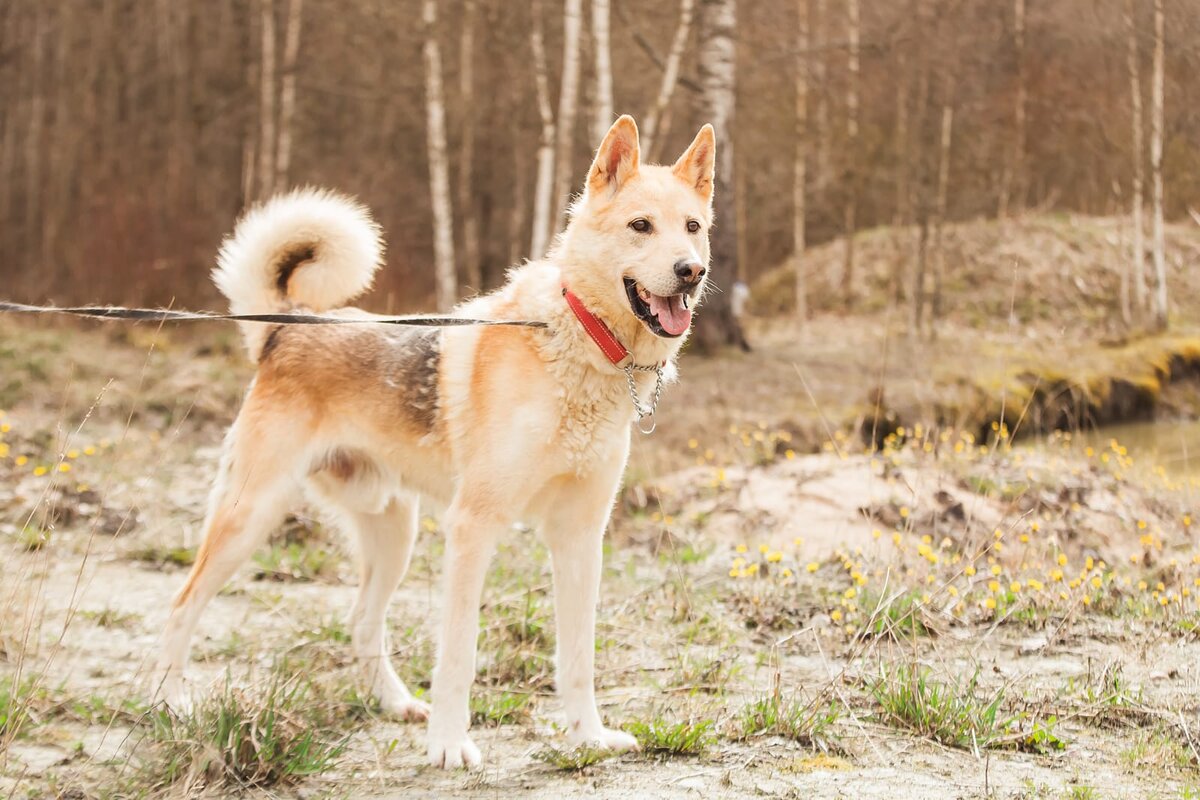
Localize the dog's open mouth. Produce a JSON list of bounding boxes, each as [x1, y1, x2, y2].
[[623, 278, 693, 338]]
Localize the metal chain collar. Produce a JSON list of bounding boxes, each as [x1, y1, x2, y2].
[[624, 363, 665, 435]]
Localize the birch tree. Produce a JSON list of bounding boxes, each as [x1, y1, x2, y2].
[[422, 0, 457, 310], [641, 0, 696, 161], [590, 0, 614, 144], [1150, 0, 1167, 330], [1124, 0, 1146, 321], [274, 0, 303, 192], [457, 0, 481, 290], [529, 0, 557, 258], [257, 0, 277, 200], [551, 0, 584, 234], [693, 0, 748, 350], [998, 0, 1025, 218], [840, 0, 860, 306], [793, 0, 809, 323]]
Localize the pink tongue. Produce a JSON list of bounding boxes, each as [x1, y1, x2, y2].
[[647, 293, 692, 335]]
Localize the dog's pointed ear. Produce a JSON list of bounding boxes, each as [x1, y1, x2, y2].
[[587, 115, 640, 196], [671, 124, 716, 204]]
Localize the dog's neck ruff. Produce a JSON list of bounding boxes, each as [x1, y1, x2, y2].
[[561, 283, 666, 434]]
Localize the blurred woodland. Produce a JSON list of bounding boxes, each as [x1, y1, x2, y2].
[[1, 0, 1199, 341]]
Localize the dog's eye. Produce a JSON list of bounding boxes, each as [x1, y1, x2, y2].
[[629, 218, 653, 233], [686, 219, 701, 233]]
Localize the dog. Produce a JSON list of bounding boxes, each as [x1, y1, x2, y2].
[[154, 115, 715, 769]]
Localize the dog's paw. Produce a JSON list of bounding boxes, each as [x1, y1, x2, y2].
[[381, 694, 431, 723], [427, 733, 482, 770], [569, 726, 640, 753]]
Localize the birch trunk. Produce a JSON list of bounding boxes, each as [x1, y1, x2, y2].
[[422, 0, 457, 311], [457, 0, 481, 290], [642, 0, 695, 161], [998, 0, 1025, 218], [529, 0, 557, 259], [840, 0, 860, 306], [693, 0, 748, 350], [274, 0, 303, 191], [1126, 0, 1147, 315], [551, 0, 584, 235], [813, 0, 830, 189], [930, 104, 954, 334], [590, 0, 614, 143], [257, 0, 277, 200], [1150, 0, 1167, 330], [793, 0, 809, 322]]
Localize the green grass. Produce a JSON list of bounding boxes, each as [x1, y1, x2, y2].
[[471, 690, 533, 726], [869, 662, 1010, 750], [252, 541, 341, 582], [1, 676, 38, 744], [735, 691, 841, 749], [857, 590, 928, 639], [625, 717, 715, 757], [132, 666, 364, 792], [532, 743, 618, 771]]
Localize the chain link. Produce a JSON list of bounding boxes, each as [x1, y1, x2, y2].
[[624, 363, 664, 434]]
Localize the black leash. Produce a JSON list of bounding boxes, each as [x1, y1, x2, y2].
[[0, 301, 547, 329]]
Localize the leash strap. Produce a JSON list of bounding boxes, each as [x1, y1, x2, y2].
[[0, 301, 546, 329]]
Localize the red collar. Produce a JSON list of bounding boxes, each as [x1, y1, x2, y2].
[[562, 285, 632, 368]]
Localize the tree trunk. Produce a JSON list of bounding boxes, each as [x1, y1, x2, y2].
[[642, 0, 696, 161], [840, 0, 860, 306], [257, 0, 277, 200], [551, 0, 583, 235], [930, 103, 954, 335], [274, 0, 303, 192], [457, 0, 481, 291], [1150, 0, 1167, 330], [813, 0, 830, 190], [793, 0, 809, 323], [998, 0, 1025, 218], [422, 0, 457, 311], [590, 0, 614, 144], [529, 0, 557, 259], [694, 0, 748, 351], [1126, 0, 1147, 316]]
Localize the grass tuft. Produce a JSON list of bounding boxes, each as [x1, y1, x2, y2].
[[625, 717, 716, 757], [132, 668, 360, 792], [869, 662, 1009, 750], [532, 743, 618, 771]]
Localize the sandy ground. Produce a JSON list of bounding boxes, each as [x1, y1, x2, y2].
[[4, 320, 1200, 799]]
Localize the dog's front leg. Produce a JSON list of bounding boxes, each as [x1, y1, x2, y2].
[[544, 466, 639, 753], [427, 499, 503, 769]]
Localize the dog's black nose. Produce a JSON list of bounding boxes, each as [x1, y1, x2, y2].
[[674, 260, 706, 284]]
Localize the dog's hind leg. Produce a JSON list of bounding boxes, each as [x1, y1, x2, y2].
[[154, 417, 301, 711], [343, 493, 429, 721]]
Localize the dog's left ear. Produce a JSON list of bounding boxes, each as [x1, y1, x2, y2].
[[671, 124, 716, 204], [588, 115, 640, 196]]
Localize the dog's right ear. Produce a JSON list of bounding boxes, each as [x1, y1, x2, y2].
[[587, 115, 640, 197]]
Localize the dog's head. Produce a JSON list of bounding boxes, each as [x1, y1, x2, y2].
[[558, 116, 715, 350]]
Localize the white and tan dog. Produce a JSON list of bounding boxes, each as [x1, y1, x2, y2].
[[155, 115, 714, 768]]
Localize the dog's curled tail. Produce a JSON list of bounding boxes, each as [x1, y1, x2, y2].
[[213, 187, 383, 359]]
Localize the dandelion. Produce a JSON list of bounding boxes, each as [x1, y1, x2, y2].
[[766, 551, 783, 563], [57, 463, 71, 473], [1137, 520, 1148, 530], [781, 568, 793, 578], [965, 565, 977, 577], [736, 544, 748, 554], [1057, 553, 1068, 567], [66, 449, 79, 459], [988, 580, 1001, 593], [990, 564, 1002, 576], [843, 587, 857, 600], [15, 455, 28, 466], [806, 562, 819, 573], [758, 543, 769, 554], [984, 597, 997, 610], [1009, 581, 1021, 593], [830, 610, 843, 622], [33, 466, 48, 477], [899, 506, 910, 519]]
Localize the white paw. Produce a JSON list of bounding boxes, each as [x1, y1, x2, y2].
[[427, 733, 482, 770], [569, 726, 640, 753], [380, 693, 431, 722]]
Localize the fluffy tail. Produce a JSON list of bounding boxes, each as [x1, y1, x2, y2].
[[213, 188, 384, 360]]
